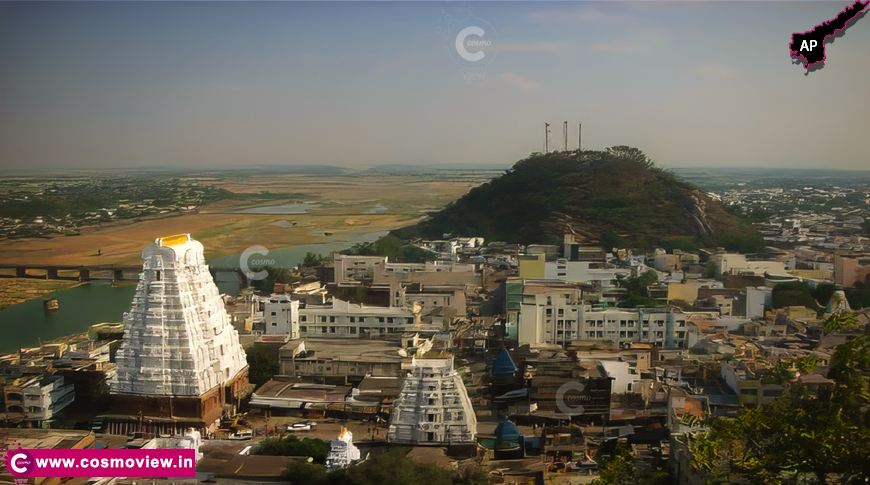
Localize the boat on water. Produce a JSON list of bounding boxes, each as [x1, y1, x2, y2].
[[43, 298, 59, 311]]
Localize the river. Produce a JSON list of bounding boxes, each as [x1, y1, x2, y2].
[[0, 231, 387, 353]]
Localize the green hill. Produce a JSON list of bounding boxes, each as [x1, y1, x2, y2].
[[392, 147, 764, 252]]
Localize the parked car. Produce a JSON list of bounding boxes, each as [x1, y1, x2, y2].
[[287, 423, 311, 432], [228, 429, 253, 440]]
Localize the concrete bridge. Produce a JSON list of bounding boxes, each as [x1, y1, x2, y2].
[[0, 263, 249, 285]]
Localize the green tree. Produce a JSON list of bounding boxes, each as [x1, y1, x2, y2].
[[823, 310, 860, 335], [771, 281, 819, 310], [704, 261, 718, 279], [599, 229, 622, 251], [592, 442, 670, 485], [616, 269, 663, 307], [826, 334, 870, 418], [301, 252, 326, 268], [279, 448, 491, 485], [759, 356, 816, 385], [337, 449, 454, 485], [616, 270, 659, 297], [256, 434, 330, 464], [245, 344, 280, 387], [662, 237, 699, 253], [248, 266, 300, 293], [690, 336, 870, 485], [844, 288, 870, 310], [715, 231, 766, 254], [282, 462, 329, 485], [341, 235, 437, 263], [811, 283, 839, 308]]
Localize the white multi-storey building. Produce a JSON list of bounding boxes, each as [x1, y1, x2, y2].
[[515, 280, 688, 348], [387, 356, 476, 445], [298, 298, 421, 339], [544, 260, 632, 288], [517, 282, 584, 346], [264, 294, 300, 339], [111, 234, 248, 397]]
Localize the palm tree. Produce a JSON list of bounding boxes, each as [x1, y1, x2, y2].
[[823, 310, 859, 335]]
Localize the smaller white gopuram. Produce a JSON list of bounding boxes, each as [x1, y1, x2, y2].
[[387, 356, 477, 445], [325, 426, 361, 469]]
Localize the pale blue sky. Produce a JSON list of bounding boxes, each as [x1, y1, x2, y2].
[[1, 1, 868, 170]]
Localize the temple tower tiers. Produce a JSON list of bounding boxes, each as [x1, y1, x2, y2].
[[387, 356, 477, 445], [326, 427, 361, 469], [111, 234, 248, 397]]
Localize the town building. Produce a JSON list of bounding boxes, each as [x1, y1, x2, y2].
[[278, 339, 404, 381], [745, 286, 773, 319], [263, 293, 300, 339], [513, 279, 691, 348], [834, 253, 870, 287], [544, 260, 631, 288], [299, 298, 423, 339], [3, 374, 75, 427]]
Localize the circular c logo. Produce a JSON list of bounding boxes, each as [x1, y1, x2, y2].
[[443, 15, 498, 72], [456, 26, 486, 62], [8, 450, 35, 476], [555, 381, 587, 417], [240, 245, 270, 281]]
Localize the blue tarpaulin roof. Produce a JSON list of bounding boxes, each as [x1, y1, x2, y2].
[[494, 415, 521, 443], [492, 348, 518, 375]]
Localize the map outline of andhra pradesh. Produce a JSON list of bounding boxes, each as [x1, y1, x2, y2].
[[789, 0, 869, 69]]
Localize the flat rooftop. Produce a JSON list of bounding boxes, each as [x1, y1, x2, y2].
[[280, 339, 405, 363], [0, 428, 94, 450]]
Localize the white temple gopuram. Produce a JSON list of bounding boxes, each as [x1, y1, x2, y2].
[[107, 234, 249, 433], [326, 426, 361, 469], [387, 356, 477, 445]]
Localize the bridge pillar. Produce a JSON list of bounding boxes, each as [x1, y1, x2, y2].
[[237, 269, 248, 288], [15, 267, 27, 278], [113, 269, 124, 281], [47, 268, 58, 280], [79, 269, 91, 282]]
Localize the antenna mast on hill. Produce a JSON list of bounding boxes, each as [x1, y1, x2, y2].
[[563, 121, 568, 151], [578, 123, 582, 151], [544, 123, 550, 153]]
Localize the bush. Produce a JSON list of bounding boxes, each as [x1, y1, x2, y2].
[[811, 283, 838, 307], [256, 435, 330, 464], [280, 448, 490, 485], [771, 281, 819, 310], [246, 344, 279, 387], [661, 237, 699, 253], [844, 288, 870, 309]]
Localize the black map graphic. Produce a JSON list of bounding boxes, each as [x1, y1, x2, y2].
[[789, 0, 869, 69]]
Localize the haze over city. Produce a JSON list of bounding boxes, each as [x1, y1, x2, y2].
[[1, 1, 868, 171]]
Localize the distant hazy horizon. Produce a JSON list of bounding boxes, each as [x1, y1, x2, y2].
[[1, 1, 868, 171]]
